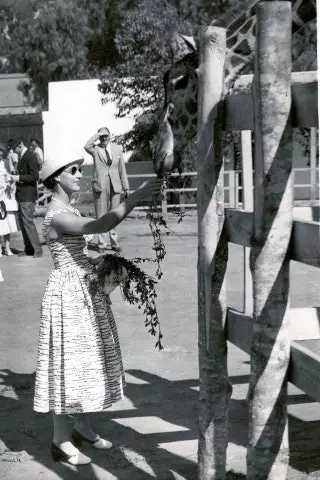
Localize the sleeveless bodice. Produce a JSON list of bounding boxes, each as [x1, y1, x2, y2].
[[42, 207, 92, 273]]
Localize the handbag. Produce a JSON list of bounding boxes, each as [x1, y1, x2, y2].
[[4, 197, 18, 212], [0, 200, 7, 220]]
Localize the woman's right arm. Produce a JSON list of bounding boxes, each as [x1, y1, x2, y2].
[[52, 178, 163, 236]]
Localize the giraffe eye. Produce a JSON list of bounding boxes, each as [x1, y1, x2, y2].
[[172, 74, 189, 90]]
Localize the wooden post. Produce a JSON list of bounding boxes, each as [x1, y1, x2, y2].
[[240, 130, 254, 315], [161, 179, 168, 221], [310, 127, 317, 201], [228, 141, 236, 207], [247, 3, 293, 479], [197, 26, 229, 479]]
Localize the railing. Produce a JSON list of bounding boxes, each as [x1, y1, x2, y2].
[[36, 167, 319, 212]]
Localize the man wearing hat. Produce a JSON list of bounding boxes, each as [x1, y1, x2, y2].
[[9, 137, 43, 258], [84, 127, 129, 253]]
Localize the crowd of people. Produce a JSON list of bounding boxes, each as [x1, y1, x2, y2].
[[0, 137, 44, 258], [0, 129, 131, 258]]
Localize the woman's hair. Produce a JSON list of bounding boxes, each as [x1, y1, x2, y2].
[[7, 139, 15, 149], [43, 167, 65, 190]]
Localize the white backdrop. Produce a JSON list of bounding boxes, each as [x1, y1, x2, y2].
[[42, 79, 136, 165]]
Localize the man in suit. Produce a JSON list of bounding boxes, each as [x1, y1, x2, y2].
[[10, 138, 43, 258], [29, 138, 44, 167], [84, 127, 129, 253]]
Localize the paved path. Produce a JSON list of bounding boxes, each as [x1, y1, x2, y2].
[[1, 215, 320, 479]]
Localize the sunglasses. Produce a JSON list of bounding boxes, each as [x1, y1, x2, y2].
[[99, 135, 109, 140], [64, 166, 83, 175]]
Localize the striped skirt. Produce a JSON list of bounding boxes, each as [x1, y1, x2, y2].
[[33, 268, 125, 414]]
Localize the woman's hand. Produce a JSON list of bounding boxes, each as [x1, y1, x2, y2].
[[89, 255, 106, 266], [134, 178, 163, 201]]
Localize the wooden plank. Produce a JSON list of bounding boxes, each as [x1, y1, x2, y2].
[[225, 211, 320, 268], [310, 128, 318, 200], [228, 170, 236, 208], [240, 130, 254, 315], [225, 209, 252, 246], [233, 70, 317, 91], [227, 309, 320, 402], [289, 340, 320, 402], [289, 308, 320, 341], [291, 220, 320, 268], [224, 71, 318, 131], [227, 308, 320, 349], [226, 309, 252, 354]]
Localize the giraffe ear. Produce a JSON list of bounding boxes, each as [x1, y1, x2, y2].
[[170, 32, 197, 63], [180, 35, 197, 52]]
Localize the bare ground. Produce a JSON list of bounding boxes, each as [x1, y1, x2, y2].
[[1, 214, 320, 479]]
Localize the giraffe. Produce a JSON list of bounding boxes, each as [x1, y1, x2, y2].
[[153, 0, 317, 175]]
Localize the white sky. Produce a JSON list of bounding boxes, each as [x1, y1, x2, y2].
[[43, 78, 137, 164]]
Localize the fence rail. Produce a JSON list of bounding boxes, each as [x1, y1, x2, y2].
[[36, 167, 320, 213]]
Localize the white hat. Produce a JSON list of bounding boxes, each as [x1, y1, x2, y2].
[[41, 155, 84, 182]]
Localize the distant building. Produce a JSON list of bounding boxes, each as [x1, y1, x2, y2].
[[0, 73, 43, 149], [0, 73, 40, 115]]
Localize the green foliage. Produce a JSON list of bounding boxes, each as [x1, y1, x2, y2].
[[95, 253, 164, 350], [10, 0, 93, 108], [99, 0, 228, 159]]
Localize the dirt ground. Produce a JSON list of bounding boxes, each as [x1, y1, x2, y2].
[[1, 214, 320, 479]]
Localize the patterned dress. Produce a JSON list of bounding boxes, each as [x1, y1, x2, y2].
[[33, 207, 125, 414]]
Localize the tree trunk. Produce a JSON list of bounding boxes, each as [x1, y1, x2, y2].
[[247, 3, 293, 479], [197, 26, 230, 480]]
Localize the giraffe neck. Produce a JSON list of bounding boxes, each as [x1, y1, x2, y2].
[[221, 0, 317, 88]]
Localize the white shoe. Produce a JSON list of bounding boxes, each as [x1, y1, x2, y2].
[[51, 442, 91, 465], [72, 429, 113, 450], [5, 248, 13, 256]]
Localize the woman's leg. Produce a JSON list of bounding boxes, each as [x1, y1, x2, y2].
[[52, 414, 91, 464], [53, 413, 75, 446], [4, 234, 12, 255], [73, 413, 112, 449], [73, 413, 97, 441]]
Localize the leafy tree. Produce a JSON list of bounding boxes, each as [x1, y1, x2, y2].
[[99, 0, 229, 156], [0, 0, 43, 71], [10, 0, 94, 108]]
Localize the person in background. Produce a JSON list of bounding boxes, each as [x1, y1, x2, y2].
[[7, 139, 18, 174], [34, 153, 162, 466], [29, 138, 44, 168], [0, 146, 18, 256], [9, 138, 43, 258], [84, 127, 129, 253]]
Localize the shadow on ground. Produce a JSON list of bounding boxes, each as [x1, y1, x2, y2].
[[1, 368, 320, 479], [0, 368, 246, 479]]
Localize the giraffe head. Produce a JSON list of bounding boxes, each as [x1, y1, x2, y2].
[[153, 0, 317, 176], [153, 33, 199, 176], [153, 30, 254, 175]]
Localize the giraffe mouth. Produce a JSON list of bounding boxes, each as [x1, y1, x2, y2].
[[154, 108, 175, 175]]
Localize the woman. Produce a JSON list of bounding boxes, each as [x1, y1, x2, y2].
[[34, 154, 162, 465], [0, 146, 18, 256]]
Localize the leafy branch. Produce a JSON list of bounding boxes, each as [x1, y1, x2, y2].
[[95, 254, 163, 351]]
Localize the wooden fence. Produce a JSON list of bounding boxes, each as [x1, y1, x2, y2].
[[196, 3, 319, 479], [36, 165, 319, 213]]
